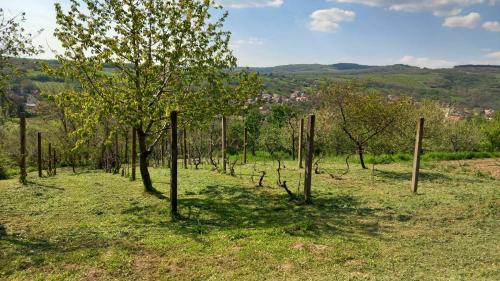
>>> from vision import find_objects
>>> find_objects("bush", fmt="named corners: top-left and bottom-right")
top-left (0, 166), bottom-right (7, 180)
top-left (422, 151), bottom-right (500, 161)
top-left (0, 152), bottom-right (13, 180)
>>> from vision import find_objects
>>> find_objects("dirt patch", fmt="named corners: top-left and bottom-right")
top-left (80, 268), bottom-right (106, 281)
top-left (278, 262), bottom-right (293, 272)
top-left (292, 242), bottom-right (305, 250)
top-left (308, 244), bottom-right (329, 254)
top-left (441, 158), bottom-right (500, 179)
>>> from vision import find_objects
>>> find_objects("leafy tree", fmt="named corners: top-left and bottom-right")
top-left (317, 81), bottom-right (413, 169)
top-left (443, 119), bottom-right (483, 152)
top-left (244, 108), bottom-right (264, 156)
top-left (0, 8), bottom-right (42, 118)
top-left (482, 112), bottom-right (500, 151)
top-left (51, 0), bottom-right (259, 191)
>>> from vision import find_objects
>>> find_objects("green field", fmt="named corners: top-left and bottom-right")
top-left (1, 160), bottom-right (499, 280)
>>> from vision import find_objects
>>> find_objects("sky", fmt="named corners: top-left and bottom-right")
top-left (1, 0), bottom-right (500, 68)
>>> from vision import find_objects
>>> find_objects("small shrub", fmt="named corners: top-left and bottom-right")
top-left (0, 166), bottom-right (7, 180)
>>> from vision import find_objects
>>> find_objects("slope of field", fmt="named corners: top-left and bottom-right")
top-left (1, 160), bottom-right (499, 280)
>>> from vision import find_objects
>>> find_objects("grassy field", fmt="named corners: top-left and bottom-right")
top-left (0, 159), bottom-right (499, 280)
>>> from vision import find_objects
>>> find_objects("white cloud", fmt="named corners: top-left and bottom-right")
top-left (399, 56), bottom-right (456, 68)
top-left (486, 50), bottom-right (500, 60)
top-left (328, 0), bottom-right (499, 17)
top-left (232, 37), bottom-right (265, 49)
top-left (218, 0), bottom-right (284, 8)
top-left (483, 21), bottom-right (500, 31)
top-left (310, 8), bottom-right (356, 33)
top-left (443, 12), bottom-right (481, 28)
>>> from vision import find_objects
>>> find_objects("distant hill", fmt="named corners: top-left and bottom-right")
top-left (255, 63), bottom-right (500, 109)
top-left (5, 58), bottom-right (500, 110)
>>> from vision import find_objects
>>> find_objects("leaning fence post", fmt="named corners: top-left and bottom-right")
top-left (19, 111), bottom-right (27, 185)
top-left (304, 115), bottom-right (315, 203)
top-left (411, 118), bottom-right (425, 193)
top-left (37, 132), bottom-right (42, 178)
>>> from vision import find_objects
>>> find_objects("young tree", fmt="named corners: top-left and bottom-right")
top-left (51, 0), bottom-right (258, 191)
top-left (0, 8), bottom-right (42, 119)
top-left (244, 108), bottom-right (264, 156)
top-left (317, 81), bottom-right (413, 169)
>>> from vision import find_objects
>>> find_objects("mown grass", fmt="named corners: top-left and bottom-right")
top-left (0, 159), bottom-right (499, 280)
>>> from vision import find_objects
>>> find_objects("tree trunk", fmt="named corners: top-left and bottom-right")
top-left (170, 111), bottom-right (178, 217)
top-left (221, 116), bottom-right (227, 173)
top-left (291, 133), bottom-right (296, 161)
top-left (357, 144), bottom-right (367, 169)
top-left (132, 128), bottom-right (137, 181)
top-left (304, 115), bottom-right (315, 203)
top-left (137, 129), bottom-right (154, 192)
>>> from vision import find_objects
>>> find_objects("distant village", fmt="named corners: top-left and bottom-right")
top-left (248, 91), bottom-right (310, 114)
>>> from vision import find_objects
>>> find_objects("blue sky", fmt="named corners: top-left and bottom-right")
top-left (2, 0), bottom-right (500, 68)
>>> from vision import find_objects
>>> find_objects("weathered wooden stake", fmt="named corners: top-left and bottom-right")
top-left (304, 115), bottom-right (315, 203)
top-left (243, 127), bottom-right (248, 164)
top-left (161, 135), bottom-right (165, 167)
top-left (48, 142), bottom-right (52, 176)
top-left (19, 111), bottom-right (27, 184)
top-left (131, 128), bottom-right (137, 181)
top-left (411, 118), bottom-right (425, 193)
top-left (222, 116), bottom-right (227, 173)
top-left (37, 132), bottom-right (42, 178)
top-left (124, 130), bottom-right (129, 176)
top-left (298, 118), bottom-right (304, 168)
top-left (183, 127), bottom-right (187, 169)
top-left (53, 148), bottom-right (57, 176)
top-left (170, 111), bottom-right (178, 217)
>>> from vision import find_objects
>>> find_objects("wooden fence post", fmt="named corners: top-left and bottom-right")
top-left (48, 142), bottom-right (52, 176)
top-left (124, 130), bottom-right (129, 177)
top-left (53, 148), bottom-right (57, 176)
top-left (170, 111), bottom-right (178, 217)
top-left (298, 118), bottom-right (304, 169)
top-left (244, 127), bottom-right (248, 164)
top-left (412, 118), bottom-right (425, 193)
top-left (131, 128), bottom-right (137, 181)
top-left (19, 111), bottom-right (27, 185)
top-left (37, 132), bottom-right (42, 178)
top-left (183, 127), bottom-right (188, 169)
top-left (222, 116), bottom-right (227, 173)
top-left (304, 115), bottom-right (315, 203)
top-left (161, 135), bottom-right (165, 167)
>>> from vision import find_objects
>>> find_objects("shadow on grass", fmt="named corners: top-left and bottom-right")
top-left (145, 189), bottom-right (168, 200)
top-left (126, 184), bottom-right (387, 239)
top-left (27, 181), bottom-right (65, 191)
top-left (376, 170), bottom-right (451, 182)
